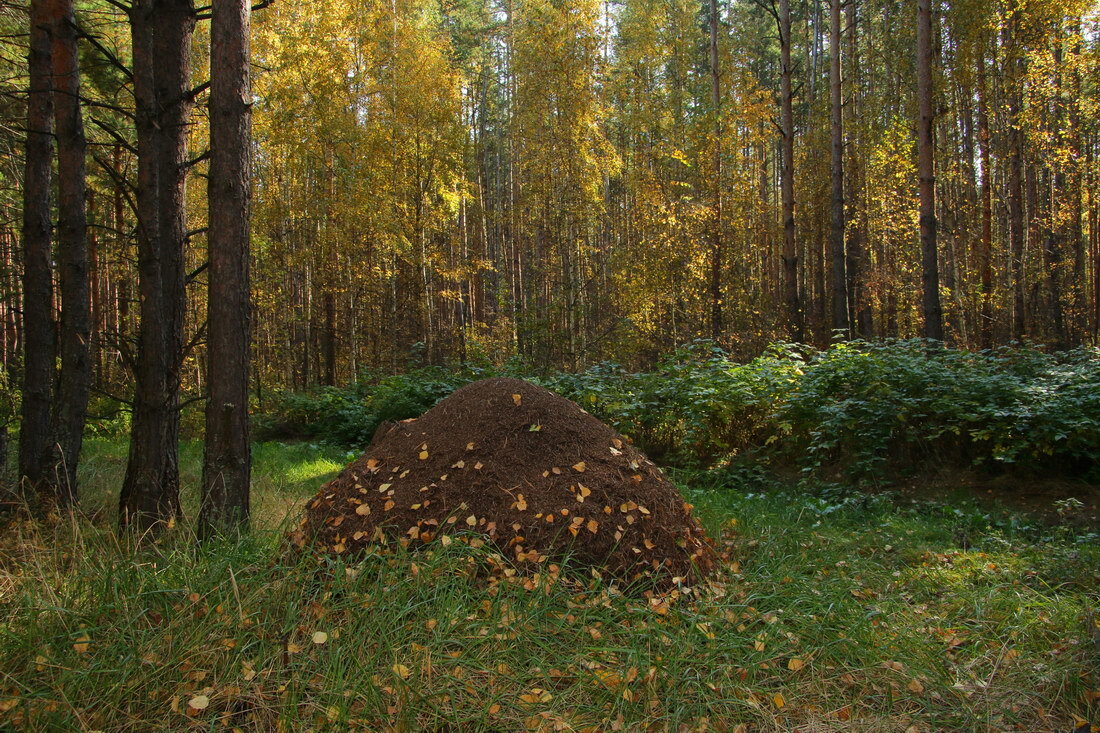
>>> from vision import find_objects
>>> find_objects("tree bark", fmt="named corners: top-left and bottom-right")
top-left (828, 0), bottom-right (848, 337)
top-left (845, 0), bottom-right (871, 339)
top-left (18, 0), bottom-right (57, 501)
top-left (976, 38), bottom-right (994, 349)
top-left (777, 0), bottom-right (801, 341)
top-left (1006, 17), bottom-right (1026, 341)
top-left (916, 0), bottom-right (943, 340)
top-left (50, 0), bottom-right (90, 506)
top-left (200, 0), bottom-right (252, 539)
top-left (119, 0), bottom-right (195, 533)
top-left (708, 0), bottom-right (722, 341)
top-left (1042, 35), bottom-right (1066, 350)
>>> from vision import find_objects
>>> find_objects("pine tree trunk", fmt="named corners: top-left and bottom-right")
top-left (119, 0), bottom-right (195, 533)
top-left (708, 0), bottom-right (722, 341)
top-left (778, 0), bottom-right (801, 342)
top-left (916, 0), bottom-right (943, 340)
top-left (845, 0), bottom-right (871, 339)
top-left (1006, 18), bottom-right (1026, 341)
top-left (976, 38), bottom-right (994, 349)
top-left (200, 0), bottom-right (252, 540)
top-left (829, 0), bottom-right (849, 337)
top-left (50, 0), bottom-right (90, 506)
top-left (18, 0), bottom-right (57, 501)
top-left (1043, 38), bottom-right (1066, 350)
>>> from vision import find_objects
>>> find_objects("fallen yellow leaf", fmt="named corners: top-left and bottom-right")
top-left (188, 694), bottom-right (210, 711)
top-left (773, 692), bottom-right (785, 709)
top-left (519, 688), bottom-right (553, 704)
top-left (392, 663), bottom-right (411, 679)
top-left (788, 658), bottom-right (805, 671)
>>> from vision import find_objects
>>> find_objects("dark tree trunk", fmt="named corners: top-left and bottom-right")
top-left (976, 38), bottom-right (994, 349)
top-left (829, 0), bottom-right (848, 336)
top-left (322, 291), bottom-right (336, 385)
top-left (777, 0), bottom-right (801, 341)
top-left (200, 0), bottom-right (252, 539)
top-left (708, 0), bottom-right (722, 341)
top-left (1006, 18), bottom-right (1026, 341)
top-left (845, 0), bottom-right (871, 339)
top-left (18, 0), bottom-right (57, 501)
top-left (1043, 38), bottom-right (1067, 350)
top-left (916, 0), bottom-right (943, 341)
top-left (1068, 23), bottom-right (1084, 342)
top-left (50, 0), bottom-right (90, 506)
top-left (119, 0), bottom-right (195, 533)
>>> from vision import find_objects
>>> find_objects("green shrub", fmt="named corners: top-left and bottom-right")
top-left (251, 341), bottom-right (1100, 481)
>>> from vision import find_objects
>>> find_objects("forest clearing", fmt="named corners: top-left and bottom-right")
top-left (1, 0), bottom-right (1099, 729)
top-left (3, 346), bottom-right (1100, 731)
top-left (1, 432), bottom-right (1097, 731)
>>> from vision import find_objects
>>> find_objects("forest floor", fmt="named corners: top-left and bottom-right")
top-left (0, 439), bottom-right (1097, 732)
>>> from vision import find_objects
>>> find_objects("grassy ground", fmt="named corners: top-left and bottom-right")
top-left (0, 440), bottom-right (1097, 732)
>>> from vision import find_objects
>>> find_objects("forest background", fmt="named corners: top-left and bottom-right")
top-left (1, 0), bottom-right (1098, 398)
top-left (0, 0), bottom-right (1098, 524)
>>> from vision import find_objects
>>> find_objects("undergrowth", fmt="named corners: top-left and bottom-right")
top-left (0, 441), bottom-right (1097, 731)
top-left (247, 340), bottom-right (1100, 483)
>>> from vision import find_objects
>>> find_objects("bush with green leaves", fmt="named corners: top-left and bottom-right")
top-left (252, 341), bottom-right (1100, 481)
top-left (777, 340), bottom-right (1100, 480)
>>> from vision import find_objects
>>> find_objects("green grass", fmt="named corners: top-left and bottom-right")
top-left (1, 441), bottom-right (1097, 731)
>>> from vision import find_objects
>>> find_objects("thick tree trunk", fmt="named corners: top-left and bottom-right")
top-left (916, 0), bottom-right (943, 341)
top-left (119, 0), bottom-right (195, 533)
top-left (777, 0), bottom-right (801, 341)
top-left (828, 0), bottom-right (848, 337)
top-left (200, 0), bottom-right (252, 539)
top-left (18, 0), bottom-right (56, 501)
top-left (50, 0), bottom-right (90, 506)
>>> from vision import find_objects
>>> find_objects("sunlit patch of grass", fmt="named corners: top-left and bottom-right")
top-left (76, 439), bottom-right (345, 528)
top-left (0, 444), bottom-right (1096, 731)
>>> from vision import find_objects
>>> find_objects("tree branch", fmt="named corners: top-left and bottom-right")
top-left (75, 24), bottom-right (134, 82)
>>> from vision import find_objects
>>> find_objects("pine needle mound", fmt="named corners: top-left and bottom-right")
top-left (292, 377), bottom-right (715, 584)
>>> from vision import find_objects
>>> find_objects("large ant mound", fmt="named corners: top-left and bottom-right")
top-left (292, 378), bottom-right (715, 584)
